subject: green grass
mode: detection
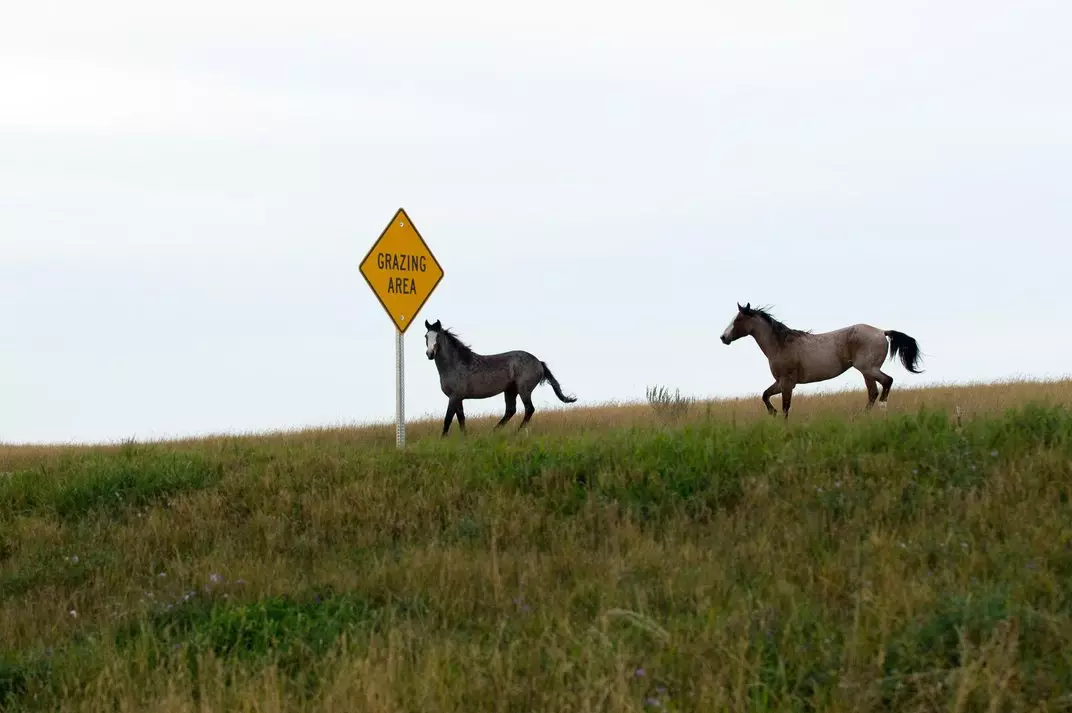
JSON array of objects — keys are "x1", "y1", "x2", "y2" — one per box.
[
  {"x1": 1, "y1": 387, "x2": 1072, "y2": 711},
  {"x1": 0, "y1": 447, "x2": 221, "y2": 522}
]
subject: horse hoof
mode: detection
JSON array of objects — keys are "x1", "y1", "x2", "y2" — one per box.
[{"x1": 878, "y1": 401, "x2": 888, "y2": 411}]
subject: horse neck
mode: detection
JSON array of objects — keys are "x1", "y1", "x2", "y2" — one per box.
[
  {"x1": 434, "y1": 337, "x2": 466, "y2": 374},
  {"x1": 748, "y1": 319, "x2": 784, "y2": 359}
]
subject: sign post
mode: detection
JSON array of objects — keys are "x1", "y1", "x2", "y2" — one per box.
[
  {"x1": 359, "y1": 208, "x2": 444, "y2": 448},
  {"x1": 395, "y1": 328, "x2": 405, "y2": 447}
]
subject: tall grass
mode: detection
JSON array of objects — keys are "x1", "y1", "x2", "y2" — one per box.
[{"x1": 1, "y1": 379, "x2": 1071, "y2": 711}]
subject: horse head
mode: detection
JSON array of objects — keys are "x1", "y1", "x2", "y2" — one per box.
[
  {"x1": 722, "y1": 303, "x2": 752, "y2": 344},
  {"x1": 424, "y1": 319, "x2": 442, "y2": 359}
]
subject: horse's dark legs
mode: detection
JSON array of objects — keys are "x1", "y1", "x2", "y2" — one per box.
[
  {"x1": 495, "y1": 386, "x2": 518, "y2": 429},
  {"x1": 761, "y1": 382, "x2": 781, "y2": 416},
  {"x1": 441, "y1": 402, "x2": 455, "y2": 436},
  {"x1": 518, "y1": 391, "x2": 536, "y2": 429},
  {"x1": 442, "y1": 397, "x2": 464, "y2": 437},
  {"x1": 455, "y1": 399, "x2": 467, "y2": 434}
]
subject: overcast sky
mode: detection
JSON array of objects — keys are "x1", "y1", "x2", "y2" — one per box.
[{"x1": 2, "y1": 1, "x2": 1070, "y2": 444}]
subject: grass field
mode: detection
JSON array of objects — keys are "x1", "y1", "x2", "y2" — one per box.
[{"x1": 2, "y1": 378, "x2": 1072, "y2": 712}]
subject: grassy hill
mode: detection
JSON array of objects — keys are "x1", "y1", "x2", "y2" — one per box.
[{"x1": 1, "y1": 379, "x2": 1071, "y2": 711}]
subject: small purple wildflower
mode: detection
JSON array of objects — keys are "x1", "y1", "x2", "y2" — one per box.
[
  {"x1": 634, "y1": 667, "x2": 645, "y2": 678},
  {"x1": 209, "y1": 573, "x2": 222, "y2": 584}
]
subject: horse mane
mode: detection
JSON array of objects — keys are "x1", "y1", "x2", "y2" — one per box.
[
  {"x1": 745, "y1": 305, "x2": 811, "y2": 344},
  {"x1": 439, "y1": 327, "x2": 477, "y2": 364}
]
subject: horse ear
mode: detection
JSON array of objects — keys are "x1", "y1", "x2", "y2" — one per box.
[
  {"x1": 737, "y1": 302, "x2": 743, "y2": 312},
  {"x1": 433, "y1": 319, "x2": 441, "y2": 329},
  {"x1": 425, "y1": 320, "x2": 432, "y2": 330},
  {"x1": 745, "y1": 302, "x2": 751, "y2": 311}
]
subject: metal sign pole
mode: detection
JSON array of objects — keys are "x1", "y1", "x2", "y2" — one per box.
[{"x1": 395, "y1": 326, "x2": 405, "y2": 448}]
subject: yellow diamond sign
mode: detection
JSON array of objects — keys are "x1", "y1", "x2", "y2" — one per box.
[{"x1": 359, "y1": 208, "x2": 444, "y2": 333}]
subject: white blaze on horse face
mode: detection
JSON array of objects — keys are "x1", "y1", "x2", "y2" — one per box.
[
  {"x1": 425, "y1": 330, "x2": 438, "y2": 358},
  {"x1": 721, "y1": 318, "x2": 737, "y2": 343}
]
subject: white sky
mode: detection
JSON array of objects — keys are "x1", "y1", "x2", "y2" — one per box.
[{"x1": 2, "y1": 1, "x2": 1070, "y2": 444}]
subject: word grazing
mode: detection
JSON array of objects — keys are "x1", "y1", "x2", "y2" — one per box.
[
  {"x1": 377, "y1": 252, "x2": 428, "y2": 294},
  {"x1": 376, "y1": 253, "x2": 428, "y2": 272}
]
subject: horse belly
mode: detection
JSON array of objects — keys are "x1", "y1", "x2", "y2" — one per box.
[
  {"x1": 799, "y1": 355, "x2": 851, "y2": 383},
  {"x1": 467, "y1": 367, "x2": 513, "y2": 399},
  {"x1": 469, "y1": 384, "x2": 504, "y2": 399}
]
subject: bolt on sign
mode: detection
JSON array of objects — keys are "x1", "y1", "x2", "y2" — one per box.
[{"x1": 359, "y1": 208, "x2": 444, "y2": 334}]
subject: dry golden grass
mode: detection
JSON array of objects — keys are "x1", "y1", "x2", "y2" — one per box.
[
  {"x1": 4, "y1": 377, "x2": 1066, "y2": 457},
  {"x1": 173, "y1": 376, "x2": 1072, "y2": 450},
  {"x1": 1, "y1": 377, "x2": 1071, "y2": 712}
]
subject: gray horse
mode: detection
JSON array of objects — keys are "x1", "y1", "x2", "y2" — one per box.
[
  {"x1": 720, "y1": 302, "x2": 923, "y2": 418},
  {"x1": 424, "y1": 319, "x2": 577, "y2": 436}
]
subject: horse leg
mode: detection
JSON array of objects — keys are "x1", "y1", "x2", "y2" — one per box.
[
  {"x1": 863, "y1": 374, "x2": 879, "y2": 410},
  {"x1": 778, "y1": 378, "x2": 796, "y2": 420},
  {"x1": 876, "y1": 370, "x2": 894, "y2": 408},
  {"x1": 761, "y1": 382, "x2": 781, "y2": 416},
  {"x1": 861, "y1": 367, "x2": 893, "y2": 410},
  {"x1": 518, "y1": 390, "x2": 536, "y2": 430},
  {"x1": 441, "y1": 398, "x2": 460, "y2": 437},
  {"x1": 455, "y1": 399, "x2": 467, "y2": 435},
  {"x1": 495, "y1": 386, "x2": 518, "y2": 429}
]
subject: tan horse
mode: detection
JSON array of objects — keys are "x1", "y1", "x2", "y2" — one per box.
[{"x1": 720, "y1": 302, "x2": 923, "y2": 419}]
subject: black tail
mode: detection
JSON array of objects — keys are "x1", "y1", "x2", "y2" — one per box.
[
  {"x1": 541, "y1": 361, "x2": 578, "y2": 403},
  {"x1": 885, "y1": 330, "x2": 924, "y2": 374}
]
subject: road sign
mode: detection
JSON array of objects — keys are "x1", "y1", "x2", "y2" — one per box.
[
  {"x1": 359, "y1": 208, "x2": 444, "y2": 334},
  {"x1": 359, "y1": 208, "x2": 444, "y2": 449}
]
